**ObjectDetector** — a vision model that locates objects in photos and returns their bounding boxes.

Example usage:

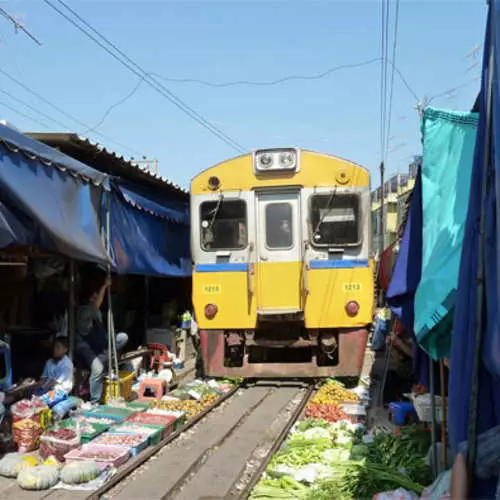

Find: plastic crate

[84,405,137,422]
[147,409,186,431]
[108,422,165,446]
[64,443,130,470]
[102,371,135,403]
[59,418,109,444]
[125,413,176,437]
[91,432,149,457]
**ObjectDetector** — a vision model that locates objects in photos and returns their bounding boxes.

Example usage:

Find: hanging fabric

[414,108,478,360]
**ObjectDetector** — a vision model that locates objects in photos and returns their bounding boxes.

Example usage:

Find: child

[41,337,74,395]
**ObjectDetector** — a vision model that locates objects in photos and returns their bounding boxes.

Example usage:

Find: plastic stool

[388,401,417,426]
[139,378,167,400]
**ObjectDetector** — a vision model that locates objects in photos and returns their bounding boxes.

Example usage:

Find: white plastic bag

[373,488,419,500]
[0,453,37,478]
[17,465,60,490]
[60,461,101,485]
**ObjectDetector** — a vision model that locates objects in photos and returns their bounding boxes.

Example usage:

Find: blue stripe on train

[195,260,369,272]
[309,259,370,269]
[195,263,249,272]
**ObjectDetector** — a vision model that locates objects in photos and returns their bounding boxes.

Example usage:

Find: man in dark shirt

[76,272,129,402]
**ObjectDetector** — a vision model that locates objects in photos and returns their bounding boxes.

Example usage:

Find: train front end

[191,148,373,378]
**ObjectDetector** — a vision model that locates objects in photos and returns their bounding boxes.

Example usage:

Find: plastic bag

[11,398,48,452]
[372,488,419,500]
[60,461,101,485]
[40,427,80,462]
[17,465,60,490]
[0,453,37,478]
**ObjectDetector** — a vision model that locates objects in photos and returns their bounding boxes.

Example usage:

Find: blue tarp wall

[448,2,500,496]
[0,124,191,277]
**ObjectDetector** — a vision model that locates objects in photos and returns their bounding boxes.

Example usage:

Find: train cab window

[265,203,293,249]
[310,194,360,246]
[200,199,247,250]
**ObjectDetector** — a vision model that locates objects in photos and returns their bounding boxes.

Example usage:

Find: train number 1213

[343,283,362,292]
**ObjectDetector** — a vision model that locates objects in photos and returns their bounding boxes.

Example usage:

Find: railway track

[103,381,314,500]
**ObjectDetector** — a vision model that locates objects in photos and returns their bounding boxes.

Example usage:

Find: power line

[0,99,51,129]
[81,76,145,135]
[0,7,42,46]
[385,0,400,164]
[0,87,70,130]
[0,68,144,156]
[43,0,246,153]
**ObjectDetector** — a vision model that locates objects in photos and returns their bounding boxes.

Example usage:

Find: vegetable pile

[251,380,434,500]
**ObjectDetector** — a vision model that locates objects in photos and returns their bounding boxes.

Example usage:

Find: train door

[255,190,302,315]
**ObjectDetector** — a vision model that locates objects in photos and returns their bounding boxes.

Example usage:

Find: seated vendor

[41,336,73,395]
[76,269,130,403]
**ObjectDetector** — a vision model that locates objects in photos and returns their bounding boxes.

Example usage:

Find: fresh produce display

[60,461,101,485]
[17,465,60,490]
[0,453,38,478]
[59,417,109,443]
[304,402,348,422]
[154,397,214,420]
[251,380,433,500]
[310,380,359,405]
[65,444,130,469]
[93,433,147,447]
[40,427,80,462]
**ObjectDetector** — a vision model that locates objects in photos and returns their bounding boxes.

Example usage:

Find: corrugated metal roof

[27,132,188,199]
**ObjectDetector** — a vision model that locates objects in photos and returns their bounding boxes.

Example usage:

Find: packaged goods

[11,398,49,452]
[40,427,80,462]
[17,465,60,490]
[60,461,101,485]
[0,453,37,478]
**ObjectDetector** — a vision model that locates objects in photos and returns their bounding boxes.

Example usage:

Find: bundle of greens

[250,476,310,499]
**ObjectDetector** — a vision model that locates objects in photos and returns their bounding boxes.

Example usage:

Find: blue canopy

[0,124,110,263]
[449,3,500,496]
[108,187,191,277]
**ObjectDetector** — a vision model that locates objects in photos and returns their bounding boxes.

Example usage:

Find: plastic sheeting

[0,124,109,263]
[117,181,189,225]
[414,108,478,360]
[449,3,500,497]
[108,189,191,277]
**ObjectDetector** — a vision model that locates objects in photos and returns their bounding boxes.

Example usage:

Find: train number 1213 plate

[202,284,222,294]
[342,283,362,292]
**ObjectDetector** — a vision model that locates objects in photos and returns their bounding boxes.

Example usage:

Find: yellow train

[191,148,374,378]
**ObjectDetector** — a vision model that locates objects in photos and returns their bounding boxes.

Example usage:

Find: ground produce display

[251,380,434,500]
[0,377,242,493]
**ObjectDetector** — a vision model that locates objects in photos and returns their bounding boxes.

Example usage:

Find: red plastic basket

[64,444,130,469]
[125,413,176,437]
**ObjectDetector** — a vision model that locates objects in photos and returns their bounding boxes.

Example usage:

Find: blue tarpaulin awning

[0,124,110,263]
[109,187,191,277]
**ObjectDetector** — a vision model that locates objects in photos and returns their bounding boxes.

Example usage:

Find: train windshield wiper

[313,187,337,238]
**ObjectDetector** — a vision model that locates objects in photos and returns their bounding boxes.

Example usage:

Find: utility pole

[378,160,385,306]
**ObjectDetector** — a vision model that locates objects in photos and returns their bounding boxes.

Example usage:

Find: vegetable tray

[125,413,176,437]
[108,422,165,445]
[64,443,130,469]
[147,409,185,431]
[58,418,109,443]
[84,405,137,422]
[91,432,149,457]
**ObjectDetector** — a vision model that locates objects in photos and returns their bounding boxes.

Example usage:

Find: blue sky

[0,1,487,188]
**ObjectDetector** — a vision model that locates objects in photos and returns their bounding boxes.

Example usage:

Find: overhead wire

[0,67,144,157]
[0,99,51,129]
[43,0,246,154]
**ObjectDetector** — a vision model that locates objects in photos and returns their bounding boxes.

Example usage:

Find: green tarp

[414,107,478,359]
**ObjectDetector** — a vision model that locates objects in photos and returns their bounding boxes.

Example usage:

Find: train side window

[310,194,360,246]
[200,199,247,250]
[265,203,293,249]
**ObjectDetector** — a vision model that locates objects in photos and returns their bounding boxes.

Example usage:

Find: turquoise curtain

[414,107,478,359]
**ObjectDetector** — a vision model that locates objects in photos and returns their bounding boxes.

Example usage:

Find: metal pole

[429,356,438,477]
[68,260,76,359]
[144,275,149,342]
[467,2,494,474]
[440,359,447,470]
[378,160,385,306]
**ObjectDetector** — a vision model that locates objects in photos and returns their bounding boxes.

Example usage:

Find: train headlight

[258,153,273,168]
[345,301,360,317]
[254,148,299,173]
[204,303,218,319]
[279,151,296,169]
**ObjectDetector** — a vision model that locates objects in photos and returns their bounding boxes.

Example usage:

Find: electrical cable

[43,0,245,153]
[0,99,51,129]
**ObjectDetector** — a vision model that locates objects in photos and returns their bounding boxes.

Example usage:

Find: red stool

[138,378,167,400]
